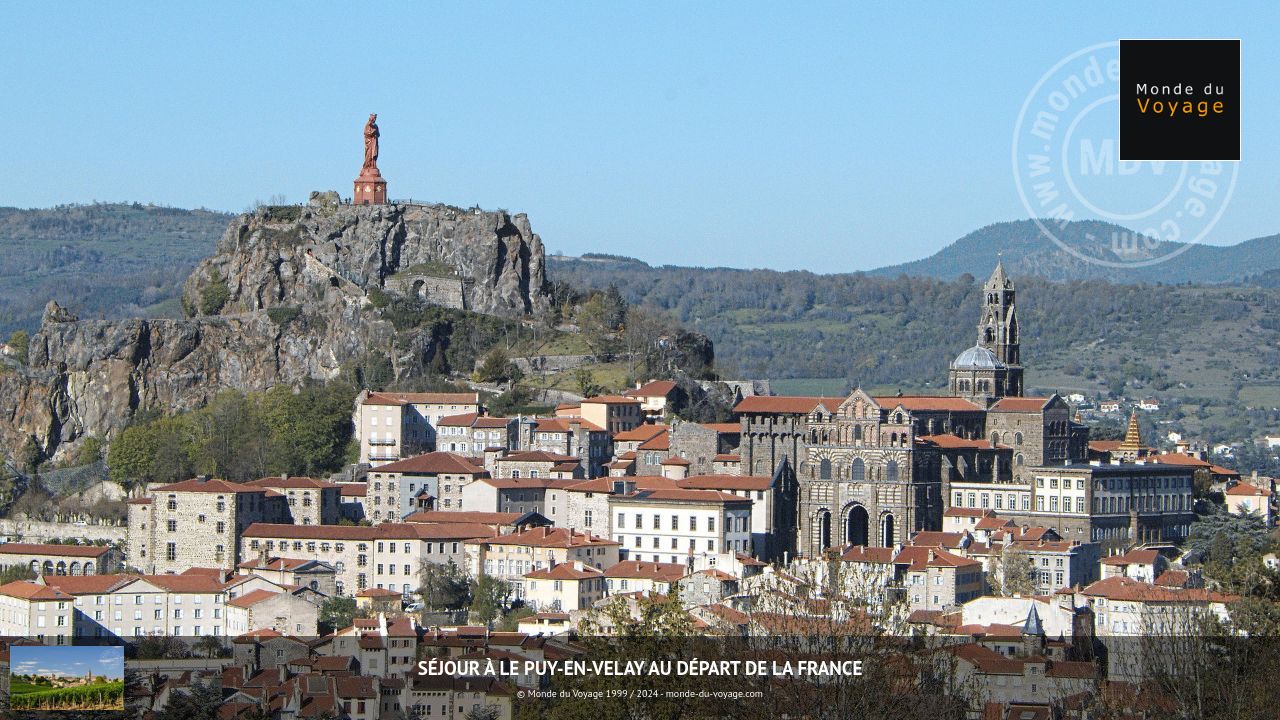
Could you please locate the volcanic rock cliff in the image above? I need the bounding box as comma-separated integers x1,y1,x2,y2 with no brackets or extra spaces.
1,202,551,460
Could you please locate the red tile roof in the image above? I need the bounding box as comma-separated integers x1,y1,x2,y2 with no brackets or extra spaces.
612,424,669,442
362,392,479,407
989,397,1053,412
245,476,337,490
1225,483,1271,496
677,474,772,491
374,452,490,476
355,587,400,598
228,589,282,608
0,580,71,600
604,560,687,582
612,488,753,505
338,482,367,497
701,423,742,434
660,456,691,466
734,396,840,414
874,395,982,412
0,542,110,558
1082,575,1236,603
564,476,676,493
153,478,270,493
916,434,1003,450
469,526,619,549
636,432,670,451
582,395,641,405
40,574,137,595
403,510,524,525
1101,549,1160,566
525,562,604,581
624,380,678,398
535,417,605,433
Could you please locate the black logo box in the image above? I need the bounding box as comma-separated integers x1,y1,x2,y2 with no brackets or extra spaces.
1119,39,1240,161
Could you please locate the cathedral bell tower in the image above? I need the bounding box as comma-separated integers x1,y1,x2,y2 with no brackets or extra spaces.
949,263,1025,404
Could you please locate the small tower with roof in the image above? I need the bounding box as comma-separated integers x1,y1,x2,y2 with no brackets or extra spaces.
1114,411,1147,462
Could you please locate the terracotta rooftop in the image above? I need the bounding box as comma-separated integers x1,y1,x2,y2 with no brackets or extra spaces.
604,559,688,582
245,475,337,490
338,482,367,497
989,396,1053,412
581,395,641,405
0,580,71,600
916,434,1004,450
1082,575,1236,604
468,526,619,549
403,510,524,525
611,488,753,505
613,424,669,442
677,474,772,491
624,380,678,397
525,562,604,581
636,432,671,451
500,450,579,463
362,391,479,407
0,542,110,558
153,478,271,494
228,589,282,608
374,452,490,476
563,476,676,493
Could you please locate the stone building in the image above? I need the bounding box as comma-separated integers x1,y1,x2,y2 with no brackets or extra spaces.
668,421,742,476
0,543,119,577
127,478,289,575
245,476,342,525
368,452,491,520
354,391,482,466
736,266,1091,558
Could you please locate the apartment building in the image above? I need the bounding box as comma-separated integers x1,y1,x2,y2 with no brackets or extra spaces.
602,559,686,596
355,391,482,466
488,451,583,482
609,489,753,566
436,413,518,454
368,452,490,520
240,522,496,596
549,476,676,536
236,557,339,596
244,476,342,525
896,546,985,613
523,561,606,612
127,478,289,575
0,580,73,642
677,474,781,559
463,527,620,600
578,396,643,435
529,417,611,478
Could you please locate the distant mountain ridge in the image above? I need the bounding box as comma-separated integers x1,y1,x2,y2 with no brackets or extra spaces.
867,219,1280,284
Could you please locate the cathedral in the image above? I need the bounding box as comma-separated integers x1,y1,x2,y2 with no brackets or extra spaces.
736,265,1090,558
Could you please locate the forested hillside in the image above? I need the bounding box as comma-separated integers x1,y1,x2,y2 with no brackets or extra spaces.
867,219,1280,284
551,256,1280,442
0,203,230,334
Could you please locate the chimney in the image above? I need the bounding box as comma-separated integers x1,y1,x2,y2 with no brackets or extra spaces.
281,473,289,481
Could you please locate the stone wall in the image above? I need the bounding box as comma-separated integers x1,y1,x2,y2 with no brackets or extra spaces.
0,518,126,545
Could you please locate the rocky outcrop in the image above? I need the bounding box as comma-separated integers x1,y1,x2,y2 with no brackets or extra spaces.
0,203,552,460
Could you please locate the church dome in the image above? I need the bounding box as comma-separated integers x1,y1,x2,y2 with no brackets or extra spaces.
952,345,1005,369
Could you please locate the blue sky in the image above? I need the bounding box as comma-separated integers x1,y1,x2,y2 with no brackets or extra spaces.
0,3,1275,271
10,646,123,679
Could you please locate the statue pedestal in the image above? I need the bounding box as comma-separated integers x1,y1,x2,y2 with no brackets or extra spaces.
354,169,387,205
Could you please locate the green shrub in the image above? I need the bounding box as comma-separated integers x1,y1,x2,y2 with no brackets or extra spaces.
367,287,391,308
267,306,302,326
199,271,231,315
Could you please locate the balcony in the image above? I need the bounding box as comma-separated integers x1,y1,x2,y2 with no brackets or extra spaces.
367,438,398,446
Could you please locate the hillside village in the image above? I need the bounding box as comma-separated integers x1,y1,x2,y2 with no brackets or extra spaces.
0,260,1276,719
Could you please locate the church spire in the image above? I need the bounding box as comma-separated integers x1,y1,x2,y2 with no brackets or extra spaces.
1114,410,1147,461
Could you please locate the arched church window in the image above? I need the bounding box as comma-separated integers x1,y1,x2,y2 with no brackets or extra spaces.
853,425,862,441
851,458,865,482
885,460,899,483
1015,432,1023,445
819,458,832,480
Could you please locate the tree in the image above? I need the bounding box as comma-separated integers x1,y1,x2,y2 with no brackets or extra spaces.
7,329,29,363
193,635,224,659
156,679,223,720
475,346,515,384
76,436,105,467
17,435,41,474
418,560,471,611
999,545,1036,597
319,596,358,631
469,575,512,627
573,367,603,397
464,706,502,720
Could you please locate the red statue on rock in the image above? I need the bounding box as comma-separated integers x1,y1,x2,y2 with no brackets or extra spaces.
355,113,387,204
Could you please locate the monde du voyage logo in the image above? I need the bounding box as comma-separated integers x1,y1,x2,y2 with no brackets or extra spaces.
1013,40,1240,269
